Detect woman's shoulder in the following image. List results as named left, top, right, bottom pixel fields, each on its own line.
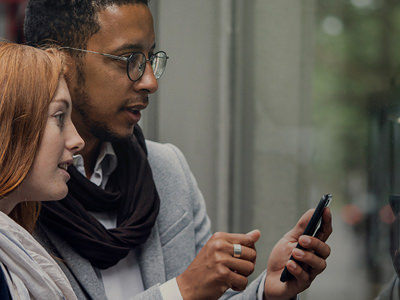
left=0, top=211, right=32, bottom=248
left=0, top=211, right=51, bottom=266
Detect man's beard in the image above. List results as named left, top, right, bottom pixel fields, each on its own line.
left=72, top=84, right=132, bottom=143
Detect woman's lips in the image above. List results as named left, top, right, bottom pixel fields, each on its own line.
left=58, top=160, right=72, bottom=181
left=58, top=167, right=71, bottom=181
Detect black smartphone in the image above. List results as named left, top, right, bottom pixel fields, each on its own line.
left=280, top=193, right=332, bottom=282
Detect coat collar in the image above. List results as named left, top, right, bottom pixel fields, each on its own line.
left=137, top=221, right=166, bottom=288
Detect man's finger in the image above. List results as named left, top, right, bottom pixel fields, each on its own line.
left=209, top=238, right=257, bottom=262
left=298, top=236, right=331, bottom=259
left=212, top=231, right=261, bottom=248
left=225, top=257, right=255, bottom=276
left=230, top=245, right=257, bottom=262
left=229, top=271, right=249, bottom=291
left=286, top=260, right=311, bottom=287
left=286, top=209, right=315, bottom=239
left=291, top=248, right=327, bottom=274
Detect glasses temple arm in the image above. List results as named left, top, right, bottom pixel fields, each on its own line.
left=58, top=47, right=128, bottom=62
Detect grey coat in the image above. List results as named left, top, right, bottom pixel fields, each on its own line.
left=36, top=141, right=266, bottom=299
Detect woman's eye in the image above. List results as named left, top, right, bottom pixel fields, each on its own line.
left=54, top=112, right=65, bottom=128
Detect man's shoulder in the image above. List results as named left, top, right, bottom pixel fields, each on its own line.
left=145, top=140, right=188, bottom=174
left=145, top=139, right=173, bottom=157
left=145, top=140, right=181, bottom=159
left=145, top=140, right=195, bottom=201
left=145, top=140, right=199, bottom=228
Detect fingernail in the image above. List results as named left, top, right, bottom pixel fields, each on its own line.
left=301, top=236, right=311, bottom=246
left=246, top=229, right=259, bottom=235
left=288, top=261, right=297, bottom=270
left=293, top=248, right=305, bottom=258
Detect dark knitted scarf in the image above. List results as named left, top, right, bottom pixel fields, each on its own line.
left=39, top=125, right=160, bottom=269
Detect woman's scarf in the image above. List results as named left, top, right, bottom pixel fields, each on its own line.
left=0, top=211, right=77, bottom=300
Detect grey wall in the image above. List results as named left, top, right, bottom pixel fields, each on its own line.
left=142, top=0, right=315, bottom=292
left=0, top=5, right=6, bottom=38
left=143, top=0, right=231, bottom=230
left=231, top=0, right=316, bottom=282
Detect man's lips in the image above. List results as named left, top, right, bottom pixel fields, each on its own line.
left=124, top=104, right=147, bottom=122
left=125, top=103, right=147, bottom=112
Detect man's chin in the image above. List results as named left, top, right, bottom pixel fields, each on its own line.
left=106, top=130, right=134, bottom=142
left=90, top=125, right=134, bottom=143
left=117, top=125, right=137, bottom=139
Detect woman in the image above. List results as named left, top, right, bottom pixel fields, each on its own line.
left=0, top=42, right=84, bottom=299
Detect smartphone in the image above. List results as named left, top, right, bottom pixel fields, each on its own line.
left=280, top=193, right=332, bottom=282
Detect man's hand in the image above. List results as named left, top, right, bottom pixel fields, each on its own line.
left=177, top=230, right=261, bottom=300
left=264, top=208, right=332, bottom=300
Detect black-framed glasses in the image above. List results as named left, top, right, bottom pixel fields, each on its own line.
left=59, top=46, right=169, bottom=82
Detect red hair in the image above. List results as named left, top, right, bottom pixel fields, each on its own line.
left=0, top=42, right=65, bottom=232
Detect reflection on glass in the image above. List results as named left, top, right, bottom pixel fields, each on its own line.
left=389, top=195, right=400, bottom=278
left=312, top=0, right=400, bottom=298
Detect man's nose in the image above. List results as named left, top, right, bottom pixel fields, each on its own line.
left=134, top=61, right=158, bottom=94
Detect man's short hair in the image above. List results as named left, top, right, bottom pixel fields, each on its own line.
left=24, top=0, right=149, bottom=49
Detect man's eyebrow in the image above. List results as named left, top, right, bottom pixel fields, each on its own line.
left=112, top=43, right=156, bottom=53
left=53, top=99, right=70, bottom=109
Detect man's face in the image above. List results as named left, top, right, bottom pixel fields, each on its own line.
left=69, top=3, right=158, bottom=142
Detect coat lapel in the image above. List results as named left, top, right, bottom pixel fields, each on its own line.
left=137, top=222, right=166, bottom=289
left=42, top=227, right=107, bottom=300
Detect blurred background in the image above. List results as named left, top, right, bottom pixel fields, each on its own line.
left=1, top=0, right=400, bottom=298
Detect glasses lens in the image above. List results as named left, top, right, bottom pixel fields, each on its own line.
left=128, top=53, right=146, bottom=81
left=151, top=52, right=168, bottom=79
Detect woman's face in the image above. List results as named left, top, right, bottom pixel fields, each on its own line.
left=18, top=77, right=84, bottom=202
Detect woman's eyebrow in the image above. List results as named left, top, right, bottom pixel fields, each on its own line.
left=53, top=99, right=70, bottom=109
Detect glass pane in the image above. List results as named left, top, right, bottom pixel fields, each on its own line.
left=310, top=0, right=400, bottom=297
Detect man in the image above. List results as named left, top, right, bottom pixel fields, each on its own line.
left=24, top=1, right=332, bottom=299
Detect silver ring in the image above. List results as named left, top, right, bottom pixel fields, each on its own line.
left=233, top=244, right=242, bottom=258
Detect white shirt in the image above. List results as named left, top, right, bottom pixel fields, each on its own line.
left=73, top=142, right=182, bottom=300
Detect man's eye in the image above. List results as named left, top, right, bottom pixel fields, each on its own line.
left=138, top=63, right=145, bottom=72
left=119, top=52, right=133, bottom=59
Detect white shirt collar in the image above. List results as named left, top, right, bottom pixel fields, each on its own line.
left=73, top=142, right=118, bottom=186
